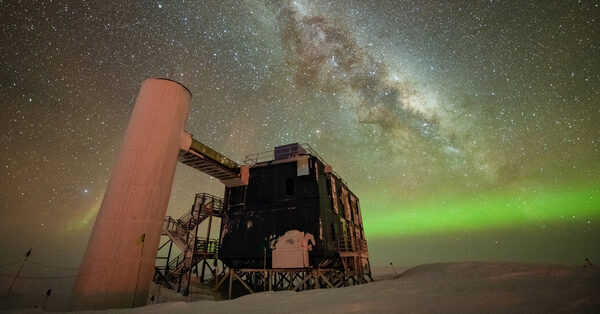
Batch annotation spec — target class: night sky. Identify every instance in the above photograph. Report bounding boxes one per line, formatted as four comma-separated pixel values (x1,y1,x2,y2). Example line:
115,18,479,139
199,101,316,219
1,0,599,279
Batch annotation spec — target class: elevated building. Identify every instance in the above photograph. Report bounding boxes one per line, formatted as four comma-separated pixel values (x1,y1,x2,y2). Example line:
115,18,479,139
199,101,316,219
221,143,370,277
73,79,371,309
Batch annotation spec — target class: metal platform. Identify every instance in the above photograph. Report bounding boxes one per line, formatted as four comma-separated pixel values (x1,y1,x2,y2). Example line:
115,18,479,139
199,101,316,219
214,267,373,300
178,138,240,180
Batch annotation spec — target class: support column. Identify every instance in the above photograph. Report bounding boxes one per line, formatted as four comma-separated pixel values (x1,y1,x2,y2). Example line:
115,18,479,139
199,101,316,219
228,269,234,300
71,78,192,310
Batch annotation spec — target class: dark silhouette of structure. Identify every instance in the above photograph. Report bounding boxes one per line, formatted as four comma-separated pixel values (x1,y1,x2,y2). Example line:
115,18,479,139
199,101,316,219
155,143,372,299
72,79,371,309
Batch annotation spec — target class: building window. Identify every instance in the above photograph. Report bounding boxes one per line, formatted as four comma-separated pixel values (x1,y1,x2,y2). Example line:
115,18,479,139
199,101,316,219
286,177,295,198
331,223,336,242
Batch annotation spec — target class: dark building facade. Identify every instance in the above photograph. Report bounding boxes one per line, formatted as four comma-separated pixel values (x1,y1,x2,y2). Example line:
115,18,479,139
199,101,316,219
219,144,369,274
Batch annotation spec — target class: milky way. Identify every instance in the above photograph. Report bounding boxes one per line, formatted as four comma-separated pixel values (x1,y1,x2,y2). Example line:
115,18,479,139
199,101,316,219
1,0,599,280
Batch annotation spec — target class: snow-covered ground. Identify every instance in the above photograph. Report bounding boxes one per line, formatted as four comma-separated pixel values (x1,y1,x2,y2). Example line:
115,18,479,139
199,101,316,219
2,262,599,313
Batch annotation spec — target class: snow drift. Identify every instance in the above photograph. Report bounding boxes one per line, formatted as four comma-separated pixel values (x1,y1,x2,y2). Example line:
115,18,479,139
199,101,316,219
2,261,598,313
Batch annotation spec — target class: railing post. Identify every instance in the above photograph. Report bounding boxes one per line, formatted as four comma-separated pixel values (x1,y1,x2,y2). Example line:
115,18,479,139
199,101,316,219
165,241,173,278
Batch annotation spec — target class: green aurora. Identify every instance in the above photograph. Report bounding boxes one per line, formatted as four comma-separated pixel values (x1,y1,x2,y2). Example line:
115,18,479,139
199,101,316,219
363,184,600,238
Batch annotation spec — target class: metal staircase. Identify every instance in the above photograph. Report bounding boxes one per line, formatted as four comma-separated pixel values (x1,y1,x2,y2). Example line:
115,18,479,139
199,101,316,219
154,193,223,295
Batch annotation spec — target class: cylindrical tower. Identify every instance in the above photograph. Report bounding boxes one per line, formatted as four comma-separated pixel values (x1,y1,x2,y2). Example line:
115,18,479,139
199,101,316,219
72,78,191,309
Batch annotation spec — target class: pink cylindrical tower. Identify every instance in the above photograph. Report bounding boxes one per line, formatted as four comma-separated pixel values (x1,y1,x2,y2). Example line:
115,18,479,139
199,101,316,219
72,78,191,309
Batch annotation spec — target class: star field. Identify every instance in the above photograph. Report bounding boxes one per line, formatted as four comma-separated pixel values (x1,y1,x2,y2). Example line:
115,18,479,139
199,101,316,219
1,0,599,271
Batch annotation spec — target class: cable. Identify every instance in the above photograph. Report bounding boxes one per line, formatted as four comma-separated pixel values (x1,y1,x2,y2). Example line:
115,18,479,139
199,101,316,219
0,261,21,268
0,273,76,279
26,260,79,270
0,268,109,280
